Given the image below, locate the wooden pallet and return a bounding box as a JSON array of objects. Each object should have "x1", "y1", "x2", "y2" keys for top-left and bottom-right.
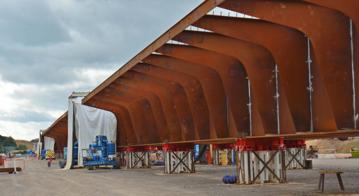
[{"x1": 0, "y1": 167, "x2": 22, "y2": 174}]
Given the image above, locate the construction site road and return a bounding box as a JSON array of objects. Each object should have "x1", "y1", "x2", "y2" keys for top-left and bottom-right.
[{"x1": 0, "y1": 158, "x2": 359, "y2": 196}]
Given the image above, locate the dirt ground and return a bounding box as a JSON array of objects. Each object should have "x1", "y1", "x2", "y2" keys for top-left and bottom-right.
[
  {"x1": 0, "y1": 158, "x2": 359, "y2": 196},
  {"x1": 307, "y1": 138, "x2": 359, "y2": 153}
]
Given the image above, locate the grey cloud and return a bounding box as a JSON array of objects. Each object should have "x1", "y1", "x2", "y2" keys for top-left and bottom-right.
[
  {"x1": 0, "y1": 110, "x2": 53, "y2": 123},
  {"x1": 0, "y1": 0, "x2": 202, "y2": 139},
  {"x1": 0, "y1": 0, "x2": 202, "y2": 85},
  {"x1": 0, "y1": 0, "x2": 71, "y2": 46}
]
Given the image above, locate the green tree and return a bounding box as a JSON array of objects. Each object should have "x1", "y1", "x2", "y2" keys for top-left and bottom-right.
[
  {"x1": 17, "y1": 144, "x2": 27, "y2": 151},
  {"x1": 0, "y1": 135, "x2": 16, "y2": 146}
]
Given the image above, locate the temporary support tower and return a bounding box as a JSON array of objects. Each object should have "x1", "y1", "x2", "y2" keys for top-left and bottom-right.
[{"x1": 163, "y1": 143, "x2": 195, "y2": 174}]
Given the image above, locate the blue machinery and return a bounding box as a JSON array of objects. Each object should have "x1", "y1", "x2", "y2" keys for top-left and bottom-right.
[
  {"x1": 83, "y1": 135, "x2": 117, "y2": 169},
  {"x1": 59, "y1": 141, "x2": 78, "y2": 168}
]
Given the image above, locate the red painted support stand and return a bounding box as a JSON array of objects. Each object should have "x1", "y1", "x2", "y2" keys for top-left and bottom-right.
[{"x1": 163, "y1": 143, "x2": 195, "y2": 174}]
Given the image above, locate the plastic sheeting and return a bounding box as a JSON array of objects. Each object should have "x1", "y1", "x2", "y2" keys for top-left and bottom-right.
[
  {"x1": 64, "y1": 95, "x2": 117, "y2": 170},
  {"x1": 44, "y1": 136, "x2": 55, "y2": 151},
  {"x1": 64, "y1": 97, "x2": 82, "y2": 170},
  {"x1": 74, "y1": 103, "x2": 117, "y2": 166}
]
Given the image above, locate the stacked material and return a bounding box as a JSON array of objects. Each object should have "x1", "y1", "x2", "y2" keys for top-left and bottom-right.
[{"x1": 4, "y1": 158, "x2": 25, "y2": 171}]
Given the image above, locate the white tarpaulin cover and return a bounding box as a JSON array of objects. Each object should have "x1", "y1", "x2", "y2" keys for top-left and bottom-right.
[
  {"x1": 64, "y1": 97, "x2": 79, "y2": 170},
  {"x1": 74, "y1": 103, "x2": 117, "y2": 167},
  {"x1": 64, "y1": 96, "x2": 117, "y2": 170},
  {"x1": 44, "y1": 136, "x2": 55, "y2": 151}
]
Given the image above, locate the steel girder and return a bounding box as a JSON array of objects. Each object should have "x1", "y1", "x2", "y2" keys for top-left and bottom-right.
[
  {"x1": 45, "y1": 115, "x2": 67, "y2": 152},
  {"x1": 87, "y1": 100, "x2": 129, "y2": 145},
  {"x1": 221, "y1": 0, "x2": 353, "y2": 131},
  {"x1": 303, "y1": 0, "x2": 359, "y2": 128},
  {"x1": 100, "y1": 87, "x2": 166, "y2": 145},
  {"x1": 114, "y1": 76, "x2": 179, "y2": 143},
  {"x1": 193, "y1": 15, "x2": 310, "y2": 133},
  {"x1": 172, "y1": 31, "x2": 278, "y2": 136},
  {"x1": 133, "y1": 63, "x2": 210, "y2": 140},
  {"x1": 108, "y1": 83, "x2": 168, "y2": 142},
  {"x1": 46, "y1": 119, "x2": 67, "y2": 152},
  {"x1": 143, "y1": 54, "x2": 228, "y2": 139},
  {"x1": 94, "y1": 91, "x2": 158, "y2": 145},
  {"x1": 157, "y1": 44, "x2": 249, "y2": 137},
  {"x1": 124, "y1": 70, "x2": 196, "y2": 142}
]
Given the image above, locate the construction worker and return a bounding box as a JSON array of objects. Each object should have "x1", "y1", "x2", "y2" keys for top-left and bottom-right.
[{"x1": 45, "y1": 150, "x2": 55, "y2": 167}]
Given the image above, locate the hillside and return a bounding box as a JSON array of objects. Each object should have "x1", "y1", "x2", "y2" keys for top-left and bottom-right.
[
  {"x1": 306, "y1": 137, "x2": 359, "y2": 153},
  {"x1": 15, "y1": 140, "x2": 34, "y2": 150}
]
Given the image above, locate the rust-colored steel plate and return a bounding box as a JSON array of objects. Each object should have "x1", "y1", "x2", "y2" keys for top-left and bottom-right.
[
  {"x1": 98, "y1": 89, "x2": 157, "y2": 143},
  {"x1": 127, "y1": 70, "x2": 195, "y2": 142},
  {"x1": 221, "y1": 0, "x2": 353, "y2": 131},
  {"x1": 173, "y1": 31, "x2": 278, "y2": 136},
  {"x1": 87, "y1": 100, "x2": 130, "y2": 145},
  {"x1": 304, "y1": 0, "x2": 359, "y2": 128},
  {"x1": 108, "y1": 82, "x2": 169, "y2": 142},
  {"x1": 45, "y1": 116, "x2": 68, "y2": 152},
  {"x1": 133, "y1": 63, "x2": 210, "y2": 140},
  {"x1": 143, "y1": 54, "x2": 228, "y2": 139},
  {"x1": 194, "y1": 15, "x2": 309, "y2": 133},
  {"x1": 95, "y1": 91, "x2": 158, "y2": 145},
  {"x1": 115, "y1": 77, "x2": 179, "y2": 143},
  {"x1": 123, "y1": 70, "x2": 195, "y2": 142},
  {"x1": 157, "y1": 44, "x2": 250, "y2": 137}
]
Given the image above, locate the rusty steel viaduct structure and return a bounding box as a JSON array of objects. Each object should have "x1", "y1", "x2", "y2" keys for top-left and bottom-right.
[{"x1": 43, "y1": 0, "x2": 359, "y2": 182}]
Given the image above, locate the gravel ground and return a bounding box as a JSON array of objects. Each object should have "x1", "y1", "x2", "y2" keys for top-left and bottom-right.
[{"x1": 0, "y1": 158, "x2": 359, "y2": 196}]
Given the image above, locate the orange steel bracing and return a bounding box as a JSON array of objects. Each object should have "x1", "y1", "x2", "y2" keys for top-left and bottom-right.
[{"x1": 44, "y1": 0, "x2": 359, "y2": 150}]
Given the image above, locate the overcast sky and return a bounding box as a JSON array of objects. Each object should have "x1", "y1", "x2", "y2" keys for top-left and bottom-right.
[{"x1": 0, "y1": 0, "x2": 203, "y2": 140}]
